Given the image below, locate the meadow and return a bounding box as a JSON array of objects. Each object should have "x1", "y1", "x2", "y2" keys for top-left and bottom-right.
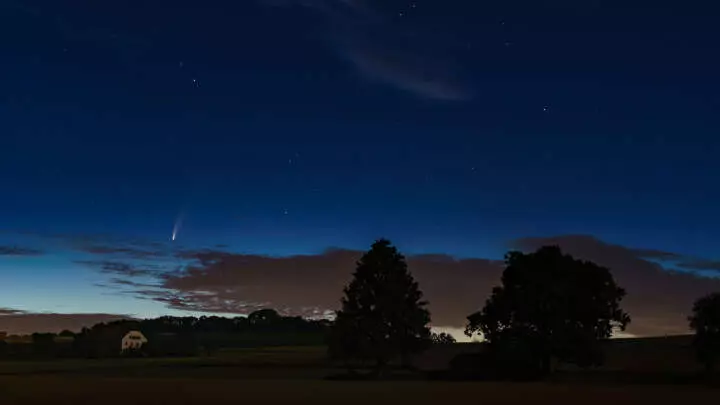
[
  {"x1": 1, "y1": 375, "x2": 718, "y2": 405},
  {"x1": 0, "y1": 338, "x2": 718, "y2": 404}
]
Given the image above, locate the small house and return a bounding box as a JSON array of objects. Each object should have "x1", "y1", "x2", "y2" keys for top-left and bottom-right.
[{"x1": 121, "y1": 330, "x2": 148, "y2": 351}]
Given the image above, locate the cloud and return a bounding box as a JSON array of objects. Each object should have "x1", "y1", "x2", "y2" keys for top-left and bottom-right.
[
  {"x1": 102, "y1": 247, "x2": 503, "y2": 326},
  {"x1": 628, "y1": 247, "x2": 720, "y2": 274},
  {"x1": 2, "y1": 231, "x2": 175, "y2": 258},
  {"x1": 629, "y1": 248, "x2": 684, "y2": 261},
  {"x1": 77, "y1": 245, "x2": 168, "y2": 259},
  {"x1": 0, "y1": 246, "x2": 43, "y2": 256},
  {"x1": 0, "y1": 308, "x2": 27, "y2": 315},
  {"x1": 0, "y1": 311, "x2": 133, "y2": 335},
  {"x1": 75, "y1": 260, "x2": 165, "y2": 278},
  {"x1": 55, "y1": 233, "x2": 174, "y2": 259},
  {"x1": 255, "y1": 0, "x2": 471, "y2": 100},
  {"x1": 85, "y1": 234, "x2": 720, "y2": 338},
  {"x1": 342, "y1": 44, "x2": 471, "y2": 101},
  {"x1": 257, "y1": 0, "x2": 366, "y2": 13},
  {"x1": 676, "y1": 259, "x2": 720, "y2": 273}
]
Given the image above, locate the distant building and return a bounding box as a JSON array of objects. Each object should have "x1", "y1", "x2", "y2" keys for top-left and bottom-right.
[{"x1": 121, "y1": 330, "x2": 148, "y2": 351}]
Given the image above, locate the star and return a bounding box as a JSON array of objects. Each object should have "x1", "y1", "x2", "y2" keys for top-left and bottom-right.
[
  {"x1": 543, "y1": 105, "x2": 550, "y2": 112},
  {"x1": 283, "y1": 209, "x2": 289, "y2": 215}
]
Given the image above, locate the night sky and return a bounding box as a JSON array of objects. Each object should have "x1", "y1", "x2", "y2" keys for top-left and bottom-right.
[{"x1": 2, "y1": 0, "x2": 720, "y2": 339}]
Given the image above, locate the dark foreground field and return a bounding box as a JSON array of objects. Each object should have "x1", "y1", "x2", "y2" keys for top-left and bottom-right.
[
  {"x1": 1, "y1": 376, "x2": 719, "y2": 405},
  {"x1": 0, "y1": 338, "x2": 717, "y2": 404}
]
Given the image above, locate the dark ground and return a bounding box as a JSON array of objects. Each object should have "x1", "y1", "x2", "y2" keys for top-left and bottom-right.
[
  {"x1": 0, "y1": 337, "x2": 717, "y2": 404},
  {"x1": 1, "y1": 376, "x2": 718, "y2": 405}
]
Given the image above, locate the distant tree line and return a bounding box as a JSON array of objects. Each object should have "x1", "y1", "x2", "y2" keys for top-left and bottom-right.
[{"x1": 0, "y1": 309, "x2": 329, "y2": 360}]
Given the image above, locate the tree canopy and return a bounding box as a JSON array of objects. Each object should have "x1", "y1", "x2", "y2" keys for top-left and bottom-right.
[
  {"x1": 329, "y1": 239, "x2": 432, "y2": 371},
  {"x1": 431, "y1": 332, "x2": 457, "y2": 345},
  {"x1": 689, "y1": 292, "x2": 720, "y2": 372},
  {"x1": 465, "y1": 246, "x2": 630, "y2": 374}
]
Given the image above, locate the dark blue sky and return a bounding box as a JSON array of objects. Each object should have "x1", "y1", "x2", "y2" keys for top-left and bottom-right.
[{"x1": 1, "y1": 1, "x2": 720, "y2": 331}]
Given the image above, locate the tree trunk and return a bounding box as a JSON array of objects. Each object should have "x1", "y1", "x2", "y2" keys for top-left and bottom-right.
[
  {"x1": 703, "y1": 359, "x2": 715, "y2": 376},
  {"x1": 375, "y1": 358, "x2": 388, "y2": 378},
  {"x1": 344, "y1": 358, "x2": 356, "y2": 375},
  {"x1": 541, "y1": 354, "x2": 552, "y2": 375},
  {"x1": 400, "y1": 352, "x2": 413, "y2": 370}
]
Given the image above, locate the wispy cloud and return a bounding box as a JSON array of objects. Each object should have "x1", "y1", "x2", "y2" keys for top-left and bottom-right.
[
  {"x1": 675, "y1": 259, "x2": 720, "y2": 273},
  {"x1": 257, "y1": 0, "x2": 367, "y2": 14},
  {"x1": 342, "y1": 44, "x2": 471, "y2": 101},
  {"x1": 256, "y1": 0, "x2": 471, "y2": 101},
  {"x1": 0, "y1": 246, "x2": 43, "y2": 256},
  {"x1": 75, "y1": 260, "x2": 165, "y2": 278},
  {"x1": 0, "y1": 307, "x2": 27, "y2": 315},
  {"x1": 0, "y1": 310, "x2": 133, "y2": 335},
  {"x1": 76, "y1": 245, "x2": 168, "y2": 259}
]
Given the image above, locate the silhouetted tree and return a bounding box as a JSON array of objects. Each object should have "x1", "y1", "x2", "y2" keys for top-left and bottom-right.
[
  {"x1": 431, "y1": 332, "x2": 457, "y2": 344},
  {"x1": 248, "y1": 309, "x2": 282, "y2": 328},
  {"x1": 466, "y1": 246, "x2": 630, "y2": 375},
  {"x1": 689, "y1": 292, "x2": 720, "y2": 373},
  {"x1": 329, "y1": 239, "x2": 432, "y2": 374},
  {"x1": 31, "y1": 333, "x2": 57, "y2": 358}
]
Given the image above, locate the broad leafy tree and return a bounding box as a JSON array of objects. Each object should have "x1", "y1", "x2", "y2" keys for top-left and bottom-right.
[
  {"x1": 329, "y1": 239, "x2": 432, "y2": 372},
  {"x1": 689, "y1": 292, "x2": 720, "y2": 373},
  {"x1": 465, "y1": 246, "x2": 630, "y2": 374},
  {"x1": 431, "y1": 332, "x2": 457, "y2": 344},
  {"x1": 248, "y1": 308, "x2": 282, "y2": 327}
]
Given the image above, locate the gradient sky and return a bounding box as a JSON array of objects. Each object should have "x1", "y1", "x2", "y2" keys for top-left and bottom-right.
[{"x1": 1, "y1": 1, "x2": 720, "y2": 338}]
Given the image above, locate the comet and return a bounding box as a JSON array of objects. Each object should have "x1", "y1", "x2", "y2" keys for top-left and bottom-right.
[{"x1": 171, "y1": 213, "x2": 184, "y2": 242}]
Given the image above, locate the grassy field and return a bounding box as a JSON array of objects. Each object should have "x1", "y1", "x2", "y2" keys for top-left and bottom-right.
[
  {"x1": 0, "y1": 346, "x2": 330, "y2": 379},
  {"x1": 0, "y1": 376, "x2": 717, "y2": 404},
  {"x1": 0, "y1": 339, "x2": 717, "y2": 404}
]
